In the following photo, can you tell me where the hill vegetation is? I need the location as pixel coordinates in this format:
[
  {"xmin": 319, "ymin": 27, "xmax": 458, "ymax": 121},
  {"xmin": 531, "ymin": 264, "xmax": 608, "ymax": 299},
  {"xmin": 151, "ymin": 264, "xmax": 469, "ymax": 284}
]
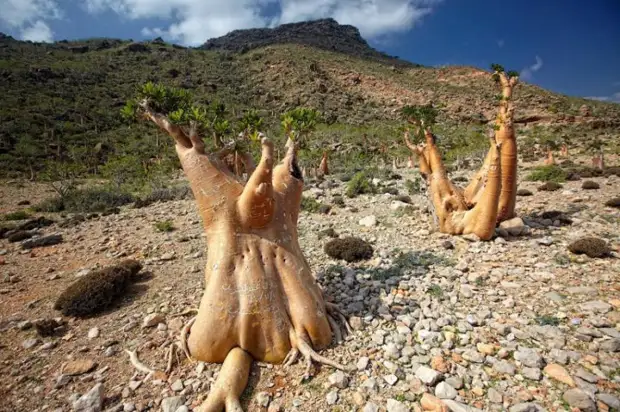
[{"xmin": 1, "ymin": 20, "xmax": 619, "ymax": 183}]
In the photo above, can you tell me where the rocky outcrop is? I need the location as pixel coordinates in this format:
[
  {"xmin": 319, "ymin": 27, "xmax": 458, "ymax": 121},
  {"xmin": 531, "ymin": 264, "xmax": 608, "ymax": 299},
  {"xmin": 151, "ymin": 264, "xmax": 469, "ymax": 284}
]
[{"xmin": 200, "ymin": 18, "xmax": 415, "ymax": 67}]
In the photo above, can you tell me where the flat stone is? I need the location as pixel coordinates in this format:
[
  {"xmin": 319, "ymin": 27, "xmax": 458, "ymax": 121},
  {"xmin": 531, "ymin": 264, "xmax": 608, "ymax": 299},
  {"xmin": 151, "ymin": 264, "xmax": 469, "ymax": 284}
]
[
  {"xmin": 435, "ymin": 381, "xmax": 457, "ymax": 399},
  {"xmin": 493, "ymin": 360, "xmax": 516, "ymax": 375},
  {"xmin": 544, "ymin": 364, "xmax": 575, "ymax": 387},
  {"xmin": 142, "ymin": 313, "xmax": 164, "ymax": 328},
  {"xmin": 384, "ymin": 374, "xmax": 398, "ymax": 386},
  {"xmin": 22, "ymin": 338, "xmax": 40, "ymax": 349},
  {"xmin": 328, "ymin": 371, "xmax": 349, "ymax": 389},
  {"xmin": 73, "ymin": 383, "xmax": 104, "ymax": 412},
  {"xmin": 597, "ymin": 393, "xmax": 620, "ymax": 410},
  {"xmin": 170, "ymin": 379, "xmax": 183, "ymax": 392},
  {"xmin": 357, "ymin": 357, "xmax": 370, "ymax": 370},
  {"xmin": 521, "ymin": 367, "xmax": 542, "ymax": 381},
  {"xmin": 563, "ymin": 388, "xmax": 596, "ymax": 412},
  {"xmin": 63, "ymin": 359, "xmax": 97, "ymax": 376},
  {"xmin": 255, "ymin": 392, "xmax": 271, "ymax": 408},
  {"xmin": 386, "ymin": 399, "xmax": 408, "ymax": 412},
  {"xmin": 88, "ymin": 327, "xmax": 100, "ymax": 339},
  {"xmin": 326, "ymin": 391, "xmax": 338, "ymax": 405},
  {"xmin": 161, "ymin": 396, "xmax": 185, "ymax": 412},
  {"xmin": 599, "ymin": 338, "xmax": 620, "ymax": 352},
  {"xmin": 580, "ymin": 300, "xmax": 612, "ymax": 313},
  {"xmin": 363, "ymin": 403, "xmax": 379, "ymax": 412},
  {"xmin": 508, "ymin": 403, "xmax": 545, "ymax": 412},
  {"xmin": 566, "ymin": 287, "xmax": 597, "ymax": 295},
  {"xmin": 415, "ymin": 365, "xmax": 442, "ymax": 385},
  {"xmin": 514, "ymin": 348, "xmax": 544, "ymax": 368},
  {"xmin": 487, "ymin": 388, "xmax": 503, "ymax": 404},
  {"xmin": 359, "ymin": 215, "xmax": 378, "ymax": 227},
  {"xmin": 421, "ymin": 393, "xmax": 448, "ymax": 411}
]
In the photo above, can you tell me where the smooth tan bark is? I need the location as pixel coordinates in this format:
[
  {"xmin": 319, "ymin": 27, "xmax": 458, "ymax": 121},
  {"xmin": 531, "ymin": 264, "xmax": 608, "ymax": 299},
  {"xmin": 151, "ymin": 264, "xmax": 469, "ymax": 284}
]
[{"xmin": 139, "ymin": 103, "xmax": 349, "ymax": 410}]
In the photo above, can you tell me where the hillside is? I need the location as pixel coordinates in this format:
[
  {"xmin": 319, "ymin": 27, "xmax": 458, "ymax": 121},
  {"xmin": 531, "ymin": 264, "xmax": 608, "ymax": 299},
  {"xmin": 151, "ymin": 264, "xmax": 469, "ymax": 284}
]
[{"xmin": 1, "ymin": 20, "xmax": 619, "ymax": 178}]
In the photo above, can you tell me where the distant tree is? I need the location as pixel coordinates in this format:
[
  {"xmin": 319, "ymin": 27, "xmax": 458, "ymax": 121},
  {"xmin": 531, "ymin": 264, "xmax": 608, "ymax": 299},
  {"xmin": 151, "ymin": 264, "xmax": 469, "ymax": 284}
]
[{"xmin": 13, "ymin": 135, "xmax": 43, "ymax": 180}]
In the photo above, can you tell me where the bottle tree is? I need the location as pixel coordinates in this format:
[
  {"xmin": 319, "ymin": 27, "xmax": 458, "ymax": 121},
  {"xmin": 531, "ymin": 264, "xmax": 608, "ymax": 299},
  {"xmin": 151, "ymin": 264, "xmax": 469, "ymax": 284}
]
[
  {"xmin": 121, "ymin": 83, "xmax": 350, "ymax": 411},
  {"xmin": 462, "ymin": 64, "xmax": 519, "ymax": 222},
  {"xmin": 402, "ymin": 103, "xmax": 503, "ymax": 240},
  {"xmin": 281, "ymin": 107, "xmax": 322, "ymax": 174}
]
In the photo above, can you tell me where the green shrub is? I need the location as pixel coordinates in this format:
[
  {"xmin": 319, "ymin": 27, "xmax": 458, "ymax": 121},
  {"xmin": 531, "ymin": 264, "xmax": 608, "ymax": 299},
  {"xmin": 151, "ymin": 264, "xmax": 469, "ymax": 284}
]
[
  {"xmin": 34, "ymin": 187, "xmax": 134, "ymax": 213},
  {"xmin": 404, "ymin": 177, "xmax": 422, "ymax": 194},
  {"xmin": 154, "ymin": 220, "xmax": 175, "ymax": 232},
  {"xmin": 2, "ymin": 210, "xmax": 30, "ymax": 221},
  {"xmin": 346, "ymin": 172, "xmax": 375, "ymax": 198},
  {"xmin": 332, "ymin": 195, "xmax": 345, "ymax": 207},
  {"xmin": 525, "ymin": 165, "xmax": 567, "ymax": 182},
  {"xmin": 134, "ymin": 185, "xmax": 193, "ymax": 208},
  {"xmin": 516, "ymin": 188, "xmax": 533, "ymax": 197},
  {"xmin": 301, "ymin": 196, "xmax": 323, "ymax": 213}
]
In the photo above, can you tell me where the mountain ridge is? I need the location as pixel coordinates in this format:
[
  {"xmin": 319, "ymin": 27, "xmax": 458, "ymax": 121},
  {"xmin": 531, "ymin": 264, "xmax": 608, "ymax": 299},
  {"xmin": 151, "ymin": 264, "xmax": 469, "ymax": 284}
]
[{"xmin": 0, "ymin": 20, "xmax": 619, "ymax": 178}]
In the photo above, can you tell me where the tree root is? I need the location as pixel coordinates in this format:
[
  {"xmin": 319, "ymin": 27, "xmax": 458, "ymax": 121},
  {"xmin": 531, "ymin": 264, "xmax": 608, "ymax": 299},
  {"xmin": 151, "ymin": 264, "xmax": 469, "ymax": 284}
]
[
  {"xmin": 325, "ymin": 302, "xmax": 353, "ymax": 336},
  {"xmin": 125, "ymin": 349, "xmax": 155, "ymax": 376},
  {"xmin": 196, "ymin": 348, "xmax": 252, "ymax": 412}
]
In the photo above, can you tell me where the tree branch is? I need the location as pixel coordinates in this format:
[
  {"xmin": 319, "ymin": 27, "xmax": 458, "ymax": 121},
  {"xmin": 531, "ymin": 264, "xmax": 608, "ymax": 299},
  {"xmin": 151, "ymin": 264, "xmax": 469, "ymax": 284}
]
[{"xmin": 139, "ymin": 100, "xmax": 192, "ymax": 149}]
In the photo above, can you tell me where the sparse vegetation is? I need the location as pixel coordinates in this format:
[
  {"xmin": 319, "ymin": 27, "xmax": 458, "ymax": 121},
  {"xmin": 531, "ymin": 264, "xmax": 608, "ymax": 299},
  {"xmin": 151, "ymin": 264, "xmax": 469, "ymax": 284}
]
[
  {"xmin": 346, "ymin": 172, "xmax": 375, "ymax": 198},
  {"xmin": 526, "ymin": 165, "xmax": 567, "ymax": 183},
  {"xmin": 301, "ymin": 196, "xmax": 323, "ymax": 213},
  {"xmin": 324, "ymin": 237, "xmax": 374, "ymax": 262},
  {"xmin": 568, "ymin": 237, "xmax": 611, "ymax": 258},
  {"xmin": 605, "ymin": 197, "xmax": 620, "ymax": 208},
  {"xmin": 154, "ymin": 220, "xmax": 175, "ymax": 232},
  {"xmin": 538, "ymin": 181, "xmax": 563, "ymax": 192},
  {"xmin": 516, "ymin": 188, "xmax": 533, "ymax": 197},
  {"xmin": 53, "ymin": 260, "xmax": 143, "ymax": 317},
  {"xmin": 2, "ymin": 210, "xmax": 30, "ymax": 221},
  {"xmin": 536, "ymin": 315, "xmax": 561, "ymax": 326},
  {"xmin": 581, "ymin": 180, "xmax": 600, "ymax": 190},
  {"xmin": 34, "ymin": 187, "xmax": 134, "ymax": 213}
]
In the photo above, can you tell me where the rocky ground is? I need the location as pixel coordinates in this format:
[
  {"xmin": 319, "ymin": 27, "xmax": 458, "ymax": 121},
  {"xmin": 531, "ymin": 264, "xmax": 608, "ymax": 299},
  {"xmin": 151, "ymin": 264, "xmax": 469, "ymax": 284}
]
[{"xmin": 0, "ymin": 163, "xmax": 619, "ymax": 412}]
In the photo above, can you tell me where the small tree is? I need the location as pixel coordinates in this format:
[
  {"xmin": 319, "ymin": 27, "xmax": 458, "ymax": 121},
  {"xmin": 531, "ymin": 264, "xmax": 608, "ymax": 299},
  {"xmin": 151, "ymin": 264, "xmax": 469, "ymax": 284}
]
[
  {"xmin": 123, "ymin": 82, "xmax": 349, "ymax": 410},
  {"xmin": 281, "ymin": 107, "xmax": 321, "ymax": 168},
  {"xmin": 13, "ymin": 135, "xmax": 43, "ymax": 180}
]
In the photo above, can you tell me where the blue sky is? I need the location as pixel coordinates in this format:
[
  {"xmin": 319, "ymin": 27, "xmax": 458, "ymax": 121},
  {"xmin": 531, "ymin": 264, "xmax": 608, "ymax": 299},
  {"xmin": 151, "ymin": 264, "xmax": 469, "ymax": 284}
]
[{"xmin": 1, "ymin": 0, "xmax": 619, "ymax": 102}]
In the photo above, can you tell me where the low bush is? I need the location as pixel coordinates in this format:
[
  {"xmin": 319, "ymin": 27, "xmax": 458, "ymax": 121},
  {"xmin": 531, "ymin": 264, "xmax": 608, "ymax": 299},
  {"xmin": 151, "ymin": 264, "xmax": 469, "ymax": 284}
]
[
  {"xmin": 154, "ymin": 220, "xmax": 175, "ymax": 232},
  {"xmin": 2, "ymin": 210, "xmax": 30, "ymax": 221},
  {"xmin": 581, "ymin": 180, "xmax": 600, "ymax": 190},
  {"xmin": 133, "ymin": 185, "xmax": 193, "ymax": 208},
  {"xmin": 516, "ymin": 188, "xmax": 533, "ymax": 197},
  {"xmin": 538, "ymin": 181, "xmax": 563, "ymax": 192},
  {"xmin": 568, "ymin": 237, "xmax": 611, "ymax": 258},
  {"xmin": 604, "ymin": 197, "xmax": 620, "ymax": 208},
  {"xmin": 526, "ymin": 165, "xmax": 567, "ymax": 182},
  {"xmin": 34, "ymin": 188, "xmax": 134, "ymax": 213},
  {"xmin": 54, "ymin": 260, "xmax": 143, "ymax": 317},
  {"xmin": 301, "ymin": 196, "xmax": 322, "ymax": 213},
  {"xmin": 324, "ymin": 237, "xmax": 374, "ymax": 262},
  {"xmin": 346, "ymin": 172, "xmax": 375, "ymax": 198}
]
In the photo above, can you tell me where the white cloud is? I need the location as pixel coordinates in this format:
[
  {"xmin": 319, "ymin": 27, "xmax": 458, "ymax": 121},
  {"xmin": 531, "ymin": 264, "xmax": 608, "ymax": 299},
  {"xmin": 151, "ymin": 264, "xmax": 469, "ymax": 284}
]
[
  {"xmin": 585, "ymin": 93, "xmax": 620, "ymax": 103},
  {"xmin": 520, "ymin": 55, "xmax": 543, "ymax": 81},
  {"xmin": 82, "ymin": 0, "xmax": 441, "ymax": 46},
  {"xmin": 496, "ymin": 39, "xmax": 504, "ymax": 48},
  {"xmin": 0, "ymin": 0, "xmax": 61, "ymax": 41},
  {"xmin": 20, "ymin": 20, "xmax": 54, "ymax": 42}
]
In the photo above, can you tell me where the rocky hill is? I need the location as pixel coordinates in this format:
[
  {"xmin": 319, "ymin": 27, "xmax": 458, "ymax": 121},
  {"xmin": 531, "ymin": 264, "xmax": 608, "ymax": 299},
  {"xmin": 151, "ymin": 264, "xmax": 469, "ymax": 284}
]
[
  {"xmin": 200, "ymin": 18, "xmax": 412, "ymax": 67},
  {"xmin": 1, "ymin": 20, "xmax": 619, "ymax": 178}
]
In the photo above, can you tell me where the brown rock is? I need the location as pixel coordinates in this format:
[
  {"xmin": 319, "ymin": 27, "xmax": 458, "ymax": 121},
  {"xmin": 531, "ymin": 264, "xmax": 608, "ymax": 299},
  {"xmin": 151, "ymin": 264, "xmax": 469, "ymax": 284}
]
[
  {"xmin": 544, "ymin": 364, "xmax": 576, "ymax": 387},
  {"xmin": 431, "ymin": 356, "xmax": 450, "ymax": 373},
  {"xmin": 476, "ymin": 343, "xmax": 496, "ymax": 355},
  {"xmin": 420, "ymin": 393, "xmax": 448, "ymax": 412},
  {"xmin": 62, "ymin": 359, "xmax": 97, "ymax": 376}
]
